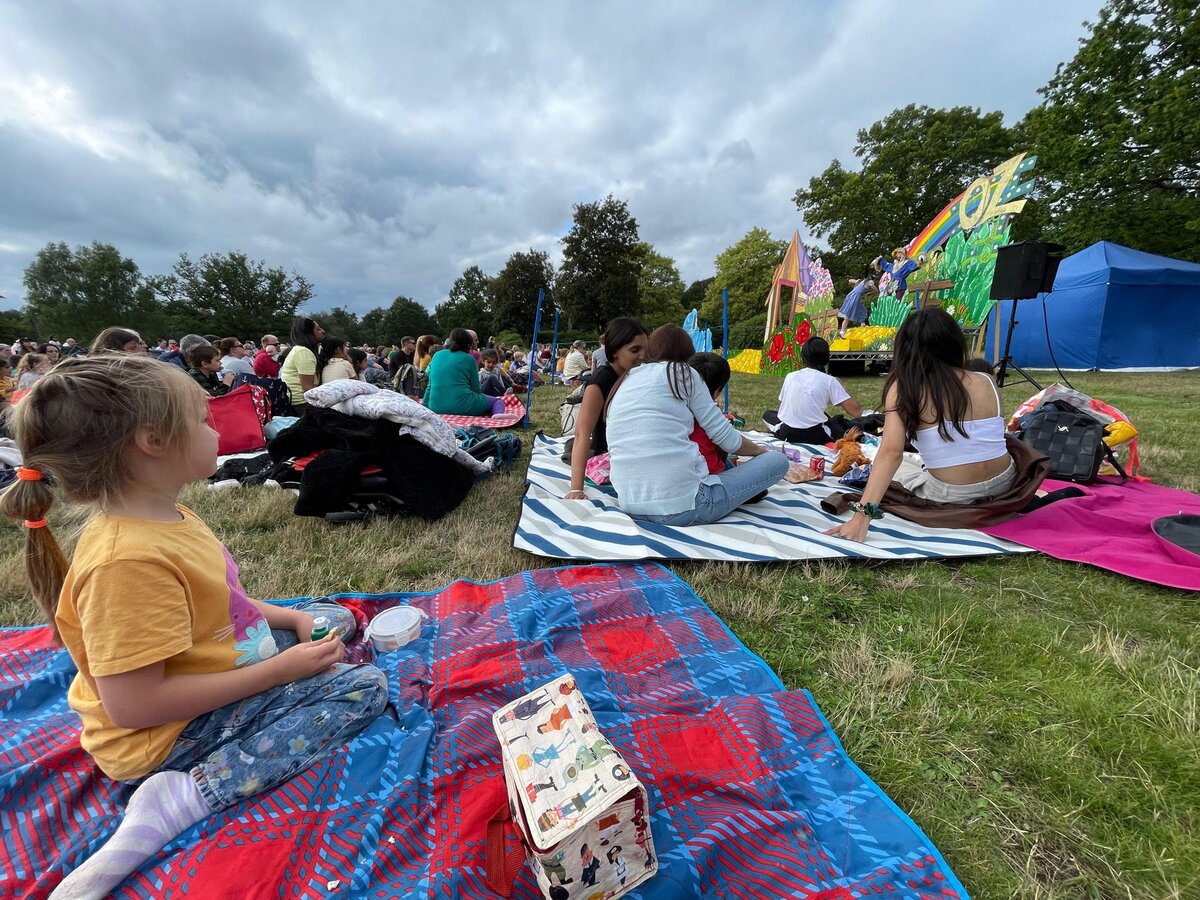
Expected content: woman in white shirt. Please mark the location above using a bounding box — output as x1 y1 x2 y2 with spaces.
826 307 1014 543
562 341 589 384
605 325 788 526
762 337 862 443
318 336 357 383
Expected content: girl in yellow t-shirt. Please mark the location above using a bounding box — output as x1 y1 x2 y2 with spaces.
2 355 387 899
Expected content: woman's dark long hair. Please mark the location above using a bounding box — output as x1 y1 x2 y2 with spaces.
445 327 475 353
290 317 321 353
317 335 348 370
642 324 696 401
602 317 648 362
883 307 969 441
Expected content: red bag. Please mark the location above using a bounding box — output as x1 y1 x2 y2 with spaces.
208 386 267 455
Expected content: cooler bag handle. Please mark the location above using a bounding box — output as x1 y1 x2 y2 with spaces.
484 801 527 897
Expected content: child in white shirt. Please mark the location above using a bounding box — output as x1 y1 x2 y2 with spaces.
763 337 862 443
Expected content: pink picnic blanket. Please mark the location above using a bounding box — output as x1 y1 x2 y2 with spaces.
980 478 1200 590
436 393 525 429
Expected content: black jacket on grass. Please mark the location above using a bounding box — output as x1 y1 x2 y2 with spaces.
267 406 475 520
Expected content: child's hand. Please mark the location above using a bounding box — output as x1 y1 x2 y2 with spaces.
270 636 345 684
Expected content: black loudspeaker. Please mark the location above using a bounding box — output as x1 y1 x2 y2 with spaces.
990 241 1065 300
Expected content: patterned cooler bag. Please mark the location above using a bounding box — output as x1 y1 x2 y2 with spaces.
489 673 657 899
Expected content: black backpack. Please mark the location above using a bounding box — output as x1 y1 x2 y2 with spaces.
1018 403 1126 484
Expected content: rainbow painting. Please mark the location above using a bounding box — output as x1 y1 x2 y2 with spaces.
905 194 962 259
904 153 1037 259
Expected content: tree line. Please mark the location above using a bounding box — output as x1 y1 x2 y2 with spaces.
9 194 705 347
6 0 1193 347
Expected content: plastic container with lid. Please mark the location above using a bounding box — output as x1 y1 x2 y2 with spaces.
365 606 427 653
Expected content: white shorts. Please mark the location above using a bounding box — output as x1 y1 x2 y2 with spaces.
895 457 1016 503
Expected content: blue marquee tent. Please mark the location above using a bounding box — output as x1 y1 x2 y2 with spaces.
988 241 1200 370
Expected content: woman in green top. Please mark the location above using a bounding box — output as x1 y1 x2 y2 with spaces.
279 317 325 407
423 328 505 416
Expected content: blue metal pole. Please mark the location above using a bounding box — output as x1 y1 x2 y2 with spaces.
548 305 560 385
722 288 730 413
523 288 545 429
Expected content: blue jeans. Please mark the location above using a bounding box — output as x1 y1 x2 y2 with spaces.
634 451 789 527
147 601 388 811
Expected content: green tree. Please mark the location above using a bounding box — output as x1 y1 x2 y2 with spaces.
306 307 361 343
435 265 493 337
0 308 36 344
701 228 788 325
23 241 155 342
491 249 554 340
635 243 686 329
681 277 713 314
556 195 642 332
1023 0 1200 259
156 251 312 339
358 296 436 346
793 105 1018 269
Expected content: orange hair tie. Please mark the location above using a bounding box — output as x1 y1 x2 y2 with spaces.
15 467 44 482
24 519 48 529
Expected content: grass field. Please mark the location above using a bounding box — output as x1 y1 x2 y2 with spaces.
1 369 1198 899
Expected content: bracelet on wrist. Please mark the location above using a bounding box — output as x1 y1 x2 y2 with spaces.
565 489 586 497
848 500 883 520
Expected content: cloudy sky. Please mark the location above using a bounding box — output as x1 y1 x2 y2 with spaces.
0 0 1099 315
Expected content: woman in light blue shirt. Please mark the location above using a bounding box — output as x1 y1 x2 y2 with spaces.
605 326 788 526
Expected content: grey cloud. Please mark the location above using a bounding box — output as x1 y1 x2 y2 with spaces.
0 0 1100 314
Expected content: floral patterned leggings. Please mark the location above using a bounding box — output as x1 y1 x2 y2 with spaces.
145 601 388 811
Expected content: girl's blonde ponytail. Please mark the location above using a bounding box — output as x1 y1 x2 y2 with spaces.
1 468 69 641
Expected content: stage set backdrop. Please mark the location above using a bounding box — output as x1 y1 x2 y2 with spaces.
729 152 1040 376
990 241 1200 371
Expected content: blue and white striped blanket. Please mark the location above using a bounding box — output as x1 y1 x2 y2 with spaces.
515 432 1029 562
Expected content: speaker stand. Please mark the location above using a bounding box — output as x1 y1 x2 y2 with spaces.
994 299 1042 391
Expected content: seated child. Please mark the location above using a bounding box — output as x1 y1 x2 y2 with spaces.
1 355 387 897
687 352 734 474
187 345 233 396
763 337 862 443
0 358 13 404
478 348 514 397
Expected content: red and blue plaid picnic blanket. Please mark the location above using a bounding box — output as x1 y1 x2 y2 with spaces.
437 392 526 429
0 564 965 898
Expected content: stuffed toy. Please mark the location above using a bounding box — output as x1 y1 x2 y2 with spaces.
831 427 869 477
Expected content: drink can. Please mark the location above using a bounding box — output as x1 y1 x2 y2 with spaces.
809 455 826 478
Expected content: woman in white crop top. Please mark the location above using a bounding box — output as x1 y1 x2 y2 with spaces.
826 308 1014 543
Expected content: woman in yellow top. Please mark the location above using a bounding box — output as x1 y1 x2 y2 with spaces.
279 317 324 407
415 334 440 372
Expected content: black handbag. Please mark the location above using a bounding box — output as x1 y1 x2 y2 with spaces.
1018 405 1126 484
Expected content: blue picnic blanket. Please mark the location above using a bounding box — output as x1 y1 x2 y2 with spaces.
0 564 966 898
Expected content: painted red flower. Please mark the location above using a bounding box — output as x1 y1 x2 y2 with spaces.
795 319 812 345
768 332 785 363
785 342 794 357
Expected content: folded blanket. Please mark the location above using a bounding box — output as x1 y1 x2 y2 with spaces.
305 380 491 475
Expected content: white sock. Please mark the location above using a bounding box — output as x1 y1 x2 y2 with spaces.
50 770 211 900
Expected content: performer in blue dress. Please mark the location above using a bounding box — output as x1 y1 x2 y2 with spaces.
837 275 875 336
